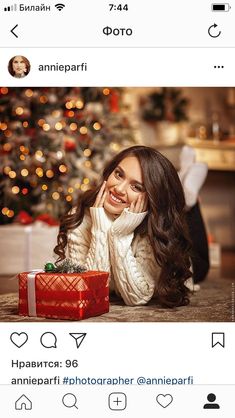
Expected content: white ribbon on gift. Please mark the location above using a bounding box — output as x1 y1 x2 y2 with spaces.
27 270 44 316
24 226 33 271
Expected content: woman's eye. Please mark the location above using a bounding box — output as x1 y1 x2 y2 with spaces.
132 184 143 192
114 170 122 178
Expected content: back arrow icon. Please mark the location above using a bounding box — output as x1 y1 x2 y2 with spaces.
208 23 221 38
11 24 18 38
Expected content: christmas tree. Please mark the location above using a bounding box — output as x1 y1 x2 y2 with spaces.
0 87 136 224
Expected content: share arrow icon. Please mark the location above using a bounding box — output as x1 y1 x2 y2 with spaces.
69 333 86 349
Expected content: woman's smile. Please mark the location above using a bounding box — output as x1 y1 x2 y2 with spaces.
108 191 126 205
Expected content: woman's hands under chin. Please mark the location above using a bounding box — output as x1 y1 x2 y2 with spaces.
129 194 148 213
92 181 107 208
111 195 148 237
90 181 113 232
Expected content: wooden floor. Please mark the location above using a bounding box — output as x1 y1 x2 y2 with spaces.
219 250 235 278
0 250 234 322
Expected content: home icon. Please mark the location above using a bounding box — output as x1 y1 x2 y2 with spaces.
15 394 32 410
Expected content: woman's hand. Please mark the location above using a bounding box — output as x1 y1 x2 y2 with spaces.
90 181 112 232
90 181 112 231
93 181 107 208
129 194 148 213
111 194 148 236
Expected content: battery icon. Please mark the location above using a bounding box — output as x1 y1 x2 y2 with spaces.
212 3 231 11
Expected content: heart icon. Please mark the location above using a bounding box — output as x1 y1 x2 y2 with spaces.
10 332 28 348
156 394 173 408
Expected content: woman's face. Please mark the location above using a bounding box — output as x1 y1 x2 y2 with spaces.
12 56 26 75
103 156 147 216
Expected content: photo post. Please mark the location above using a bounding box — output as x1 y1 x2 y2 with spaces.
0 1 234 416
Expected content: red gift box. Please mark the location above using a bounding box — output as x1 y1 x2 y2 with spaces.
18 271 109 320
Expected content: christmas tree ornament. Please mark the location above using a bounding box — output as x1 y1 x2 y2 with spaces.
15 210 33 225
44 262 55 272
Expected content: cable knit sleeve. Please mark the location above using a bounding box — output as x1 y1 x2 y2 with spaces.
108 208 160 306
67 209 112 273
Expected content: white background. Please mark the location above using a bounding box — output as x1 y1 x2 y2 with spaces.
0 0 234 47
0 323 234 416
0 47 234 86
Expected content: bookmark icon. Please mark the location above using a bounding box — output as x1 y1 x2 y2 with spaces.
212 332 225 348
69 333 86 349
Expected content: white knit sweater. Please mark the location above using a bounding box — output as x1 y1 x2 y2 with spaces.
67 207 161 306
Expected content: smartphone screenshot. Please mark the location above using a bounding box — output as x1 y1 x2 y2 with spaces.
0 1 234 416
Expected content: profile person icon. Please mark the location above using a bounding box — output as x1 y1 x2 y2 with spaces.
8 55 31 78
203 393 220 409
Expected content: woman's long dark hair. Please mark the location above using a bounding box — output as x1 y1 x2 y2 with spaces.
54 145 192 308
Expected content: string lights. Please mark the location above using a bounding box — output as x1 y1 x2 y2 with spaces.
1 87 134 223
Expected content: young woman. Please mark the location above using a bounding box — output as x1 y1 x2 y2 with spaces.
8 55 30 78
54 145 193 308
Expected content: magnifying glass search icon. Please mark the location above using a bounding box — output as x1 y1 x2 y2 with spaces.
62 393 78 409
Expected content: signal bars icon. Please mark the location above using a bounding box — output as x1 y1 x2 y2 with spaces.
4 4 17 11
4 3 65 12
55 3 65 11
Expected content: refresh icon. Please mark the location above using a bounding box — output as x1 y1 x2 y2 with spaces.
208 23 221 38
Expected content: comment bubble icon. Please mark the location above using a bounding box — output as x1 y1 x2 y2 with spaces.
40 332 57 348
